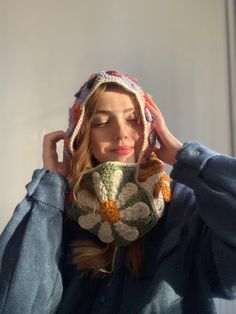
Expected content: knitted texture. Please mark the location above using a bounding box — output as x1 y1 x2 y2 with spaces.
69 152 170 246
64 70 156 161
65 70 172 246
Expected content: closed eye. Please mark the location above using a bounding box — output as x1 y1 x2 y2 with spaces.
92 120 109 127
127 113 140 123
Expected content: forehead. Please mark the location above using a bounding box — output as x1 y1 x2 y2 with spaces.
95 90 139 112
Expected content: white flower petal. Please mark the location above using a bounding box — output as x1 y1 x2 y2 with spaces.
115 222 139 242
98 222 114 243
110 169 123 199
118 182 138 206
78 213 101 229
120 202 150 221
77 189 99 210
92 172 108 203
153 198 165 218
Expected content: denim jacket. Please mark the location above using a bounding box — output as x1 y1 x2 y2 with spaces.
0 142 236 314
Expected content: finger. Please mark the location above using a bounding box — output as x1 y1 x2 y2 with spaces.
42 131 64 168
43 130 65 148
144 94 164 116
146 104 167 131
145 101 163 118
144 94 159 110
43 130 65 142
63 148 70 161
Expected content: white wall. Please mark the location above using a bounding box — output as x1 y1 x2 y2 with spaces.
0 0 234 312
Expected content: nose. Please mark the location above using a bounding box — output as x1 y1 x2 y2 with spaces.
113 120 128 140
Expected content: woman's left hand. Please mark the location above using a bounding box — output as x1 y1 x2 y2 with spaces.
144 94 183 165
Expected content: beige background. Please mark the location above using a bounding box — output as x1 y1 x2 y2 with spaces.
0 0 234 312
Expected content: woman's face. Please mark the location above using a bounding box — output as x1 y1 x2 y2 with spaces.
90 90 143 164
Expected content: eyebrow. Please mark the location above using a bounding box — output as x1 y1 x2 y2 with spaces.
95 107 136 115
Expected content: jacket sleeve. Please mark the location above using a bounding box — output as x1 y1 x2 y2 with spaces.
0 169 68 314
171 141 236 299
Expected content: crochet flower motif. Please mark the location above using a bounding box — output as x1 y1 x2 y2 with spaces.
77 170 150 244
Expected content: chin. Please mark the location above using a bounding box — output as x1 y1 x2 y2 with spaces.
113 155 136 163
94 152 138 164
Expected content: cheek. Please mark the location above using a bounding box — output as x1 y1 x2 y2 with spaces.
90 130 97 144
90 131 99 150
90 129 108 155
91 129 106 143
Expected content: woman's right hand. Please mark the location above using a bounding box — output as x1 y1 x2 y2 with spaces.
42 130 70 178
144 94 183 165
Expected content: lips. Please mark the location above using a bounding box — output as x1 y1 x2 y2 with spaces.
110 146 134 155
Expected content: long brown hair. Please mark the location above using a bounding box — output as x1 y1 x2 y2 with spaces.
70 83 145 278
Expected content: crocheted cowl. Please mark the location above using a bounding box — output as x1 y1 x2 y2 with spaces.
65 70 171 246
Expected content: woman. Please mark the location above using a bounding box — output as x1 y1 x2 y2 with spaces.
0 70 236 314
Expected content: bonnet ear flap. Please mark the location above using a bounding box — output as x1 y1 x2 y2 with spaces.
142 93 159 147
64 103 82 159
64 137 72 160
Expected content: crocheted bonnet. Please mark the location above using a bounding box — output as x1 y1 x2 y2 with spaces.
65 70 171 246
64 70 158 159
